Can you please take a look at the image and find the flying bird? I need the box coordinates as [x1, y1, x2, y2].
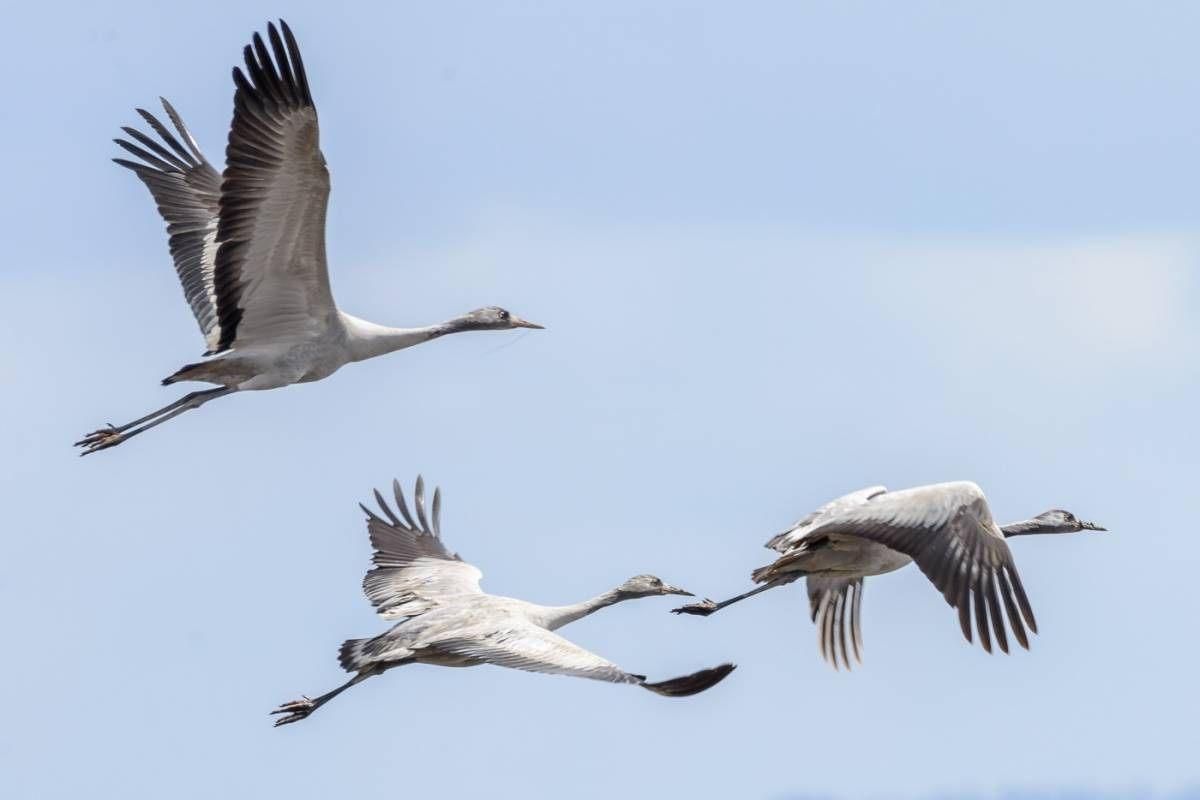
[76, 20, 541, 456]
[672, 481, 1104, 669]
[271, 477, 736, 726]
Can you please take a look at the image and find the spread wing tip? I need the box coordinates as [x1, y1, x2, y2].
[362, 478, 442, 538]
[641, 663, 736, 697]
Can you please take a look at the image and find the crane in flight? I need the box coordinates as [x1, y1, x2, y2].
[673, 481, 1104, 669]
[76, 20, 541, 456]
[272, 477, 736, 725]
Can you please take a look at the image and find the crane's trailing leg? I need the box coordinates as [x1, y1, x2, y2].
[671, 580, 787, 617]
[74, 387, 234, 456]
[271, 670, 377, 727]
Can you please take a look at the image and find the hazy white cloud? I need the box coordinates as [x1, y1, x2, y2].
[861, 234, 1199, 374]
[377, 213, 1198, 382]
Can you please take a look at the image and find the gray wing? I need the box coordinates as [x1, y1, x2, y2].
[806, 577, 864, 670]
[212, 20, 336, 353]
[805, 481, 1037, 653]
[767, 485, 889, 552]
[427, 624, 642, 686]
[360, 477, 483, 619]
[428, 623, 736, 697]
[113, 99, 223, 352]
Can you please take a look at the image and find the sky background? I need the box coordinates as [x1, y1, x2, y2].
[2, 2, 1198, 798]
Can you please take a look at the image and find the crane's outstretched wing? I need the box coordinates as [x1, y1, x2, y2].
[359, 477, 483, 619]
[806, 577, 864, 670]
[427, 625, 735, 697]
[799, 481, 1037, 654]
[430, 625, 639, 684]
[212, 20, 335, 353]
[113, 99, 223, 352]
[766, 485, 888, 552]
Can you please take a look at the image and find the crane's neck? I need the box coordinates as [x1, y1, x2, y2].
[341, 312, 461, 362]
[539, 589, 626, 631]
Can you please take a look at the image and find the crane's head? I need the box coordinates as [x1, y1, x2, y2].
[1004, 509, 1107, 536]
[456, 306, 544, 331]
[1033, 509, 1106, 532]
[617, 574, 694, 598]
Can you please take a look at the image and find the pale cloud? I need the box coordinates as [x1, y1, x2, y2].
[861, 234, 1199, 373]
[390, 214, 1199, 381]
[338, 212, 1198, 421]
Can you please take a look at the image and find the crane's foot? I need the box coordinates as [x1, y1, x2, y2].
[74, 425, 127, 456]
[671, 598, 719, 616]
[270, 696, 316, 727]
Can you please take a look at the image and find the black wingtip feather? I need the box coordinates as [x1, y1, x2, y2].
[997, 568, 1031, 650]
[958, 600, 973, 643]
[373, 488, 401, 527]
[112, 156, 148, 172]
[131, 109, 194, 166]
[359, 502, 384, 524]
[391, 480, 419, 530]
[1001, 564, 1038, 634]
[120, 126, 188, 171]
[250, 33, 286, 105]
[278, 20, 313, 105]
[157, 97, 206, 164]
[113, 138, 176, 172]
[973, 582, 992, 653]
[835, 591, 851, 670]
[266, 23, 297, 105]
[850, 582, 864, 663]
[641, 663, 736, 697]
[984, 572, 1009, 654]
[231, 65, 255, 101]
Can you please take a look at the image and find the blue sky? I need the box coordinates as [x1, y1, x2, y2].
[2, 2, 1198, 798]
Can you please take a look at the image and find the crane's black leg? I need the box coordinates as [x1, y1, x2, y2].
[670, 580, 787, 616]
[271, 667, 387, 727]
[75, 387, 234, 455]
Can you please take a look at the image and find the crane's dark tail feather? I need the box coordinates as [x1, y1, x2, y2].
[640, 663, 736, 697]
[338, 638, 372, 672]
[162, 361, 205, 386]
[750, 563, 774, 583]
[163, 358, 253, 386]
[751, 551, 810, 584]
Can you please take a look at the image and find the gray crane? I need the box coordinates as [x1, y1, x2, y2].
[272, 477, 736, 726]
[76, 20, 540, 456]
[673, 481, 1104, 669]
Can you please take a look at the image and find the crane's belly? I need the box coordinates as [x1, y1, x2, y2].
[297, 360, 345, 383]
[855, 543, 912, 576]
[290, 342, 349, 383]
[414, 651, 485, 669]
[821, 536, 912, 577]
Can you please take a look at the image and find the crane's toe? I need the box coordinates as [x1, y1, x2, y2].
[74, 426, 127, 455]
[270, 696, 316, 727]
[671, 598, 719, 616]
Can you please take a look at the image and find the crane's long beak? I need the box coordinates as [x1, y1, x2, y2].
[511, 316, 544, 329]
[661, 584, 694, 597]
[1081, 520, 1107, 531]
